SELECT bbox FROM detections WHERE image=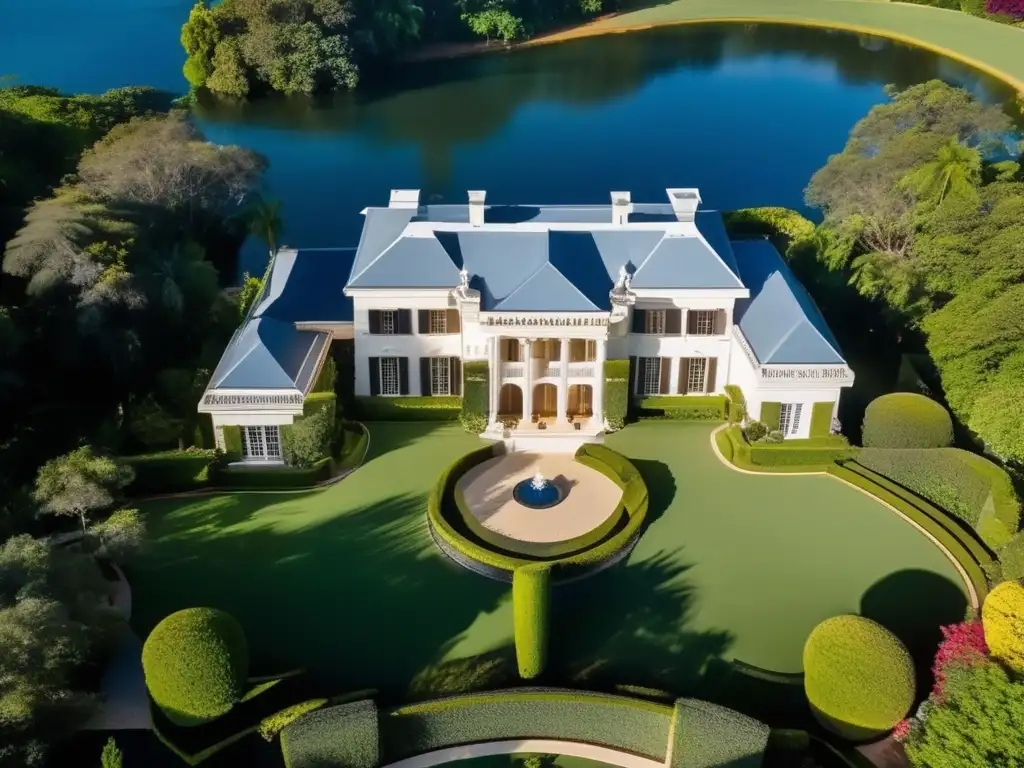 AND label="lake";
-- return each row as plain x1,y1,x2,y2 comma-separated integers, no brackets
1,2,1020,278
